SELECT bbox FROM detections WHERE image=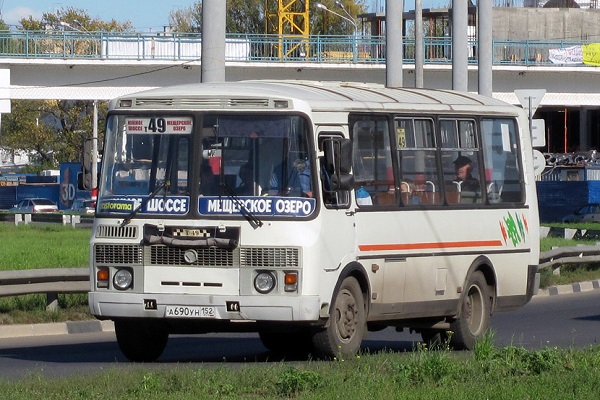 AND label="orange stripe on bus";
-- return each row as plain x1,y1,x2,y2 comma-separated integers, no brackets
358,240,504,252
